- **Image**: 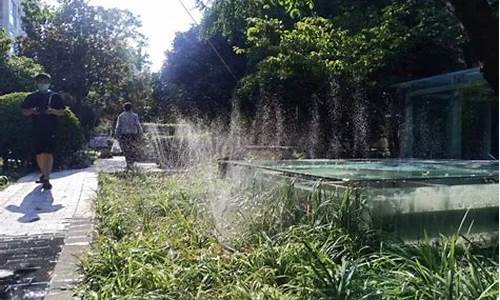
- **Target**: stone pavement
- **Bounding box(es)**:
[95,156,165,173]
[0,167,97,300]
[0,157,169,299]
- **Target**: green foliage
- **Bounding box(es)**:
[21,0,55,31]
[0,163,31,190]
[237,0,465,91]
[0,92,84,166]
[78,172,498,299]
[0,30,44,95]
[119,72,155,120]
[18,0,152,129]
[0,176,8,189]
[0,56,44,94]
[154,26,246,123]
[157,0,469,157]
[55,105,87,167]
[0,29,10,55]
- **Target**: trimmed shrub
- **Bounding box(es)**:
[0,92,84,167]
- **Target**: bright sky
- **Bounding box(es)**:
[44,0,203,71]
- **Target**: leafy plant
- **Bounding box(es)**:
[78,171,498,299]
[0,92,84,167]
[0,29,43,95]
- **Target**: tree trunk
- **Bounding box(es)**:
[447,0,498,95]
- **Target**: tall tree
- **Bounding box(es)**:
[17,0,152,132]
[0,30,43,95]
[18,0,149,115]
[155,27,246,123]
[446,0,498,94]
[165,0,472,157]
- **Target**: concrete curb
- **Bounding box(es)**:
[46,167,97,300]
[44,218,94,300]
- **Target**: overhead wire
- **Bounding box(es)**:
[177,0,239,82]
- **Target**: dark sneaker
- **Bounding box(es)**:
[42,180,52,190]
[35,175,45,184]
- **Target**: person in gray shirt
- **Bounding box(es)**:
[115,102,143,170]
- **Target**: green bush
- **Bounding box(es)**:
[0,30,44,95]
[0,92,84,167]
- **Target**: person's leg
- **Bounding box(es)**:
[36,154,46,178]
[37,154,49,178]
[129,135,138,165]
[47,154,54,175]
[43,134,56,180]
[40,133,55,189]
[35,153,51,189]
[34,133,51,178]
[119,136,132,169]
[35,135,45,180]
[38,153,53,189]
[43,153,54,178]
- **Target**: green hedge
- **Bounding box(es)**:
[0,92,84,166]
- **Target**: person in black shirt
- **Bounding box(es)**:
[21,73,66,190]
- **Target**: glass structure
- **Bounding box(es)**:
[221,159,499,239]
[395,68,498,160]
[220,68,500,239]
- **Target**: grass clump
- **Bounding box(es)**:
[78,171,498,299]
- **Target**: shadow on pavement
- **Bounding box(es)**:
[5,186,64,223]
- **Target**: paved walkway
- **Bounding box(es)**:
[95,156,165,173]
[0,158,166,299]
[0,167,97,300]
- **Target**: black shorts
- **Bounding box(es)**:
[34,131,56,154]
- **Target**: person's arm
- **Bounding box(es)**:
[46,108,66,116]
[21,95,38,116]
[22,108,39,116]
[115,115,122,137]
[46,94,66,116]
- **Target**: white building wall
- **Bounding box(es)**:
[0,0,24,38]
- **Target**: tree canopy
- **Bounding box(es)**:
[3,0,496,153]
[0,30,43,95]
[18,0,153,131]
[154,26,246,122]
[155,0,481,157]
